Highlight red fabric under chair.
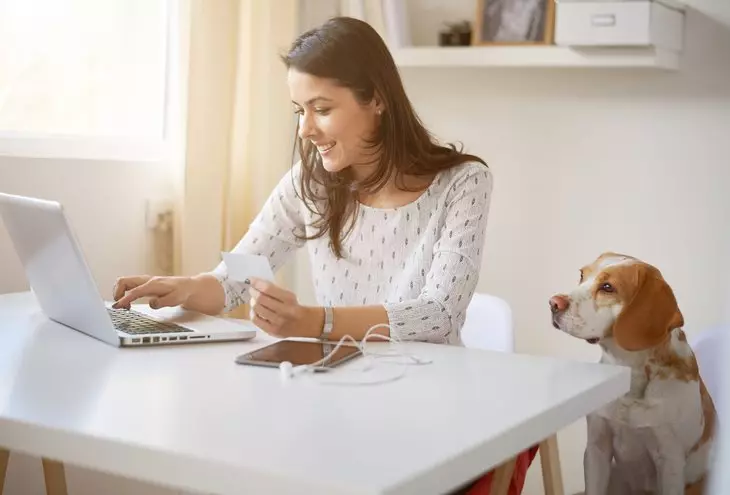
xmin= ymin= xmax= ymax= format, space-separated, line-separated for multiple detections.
xmin=465 ymin=445 xmax=540 ymax=495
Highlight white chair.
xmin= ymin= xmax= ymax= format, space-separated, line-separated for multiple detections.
xmin=461 ymin=293 xmax=564 ymax=495
xmin=693 ymin=323 xmax=730 ymax=495
xmin=689 ymin=324 xmax=729 ymax=495
xmin=689 ymin=324 xmax=727 ymax=420
xmin=461 ymin=292 xmax=514 ymax=353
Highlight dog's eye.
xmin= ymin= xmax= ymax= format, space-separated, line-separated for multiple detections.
xmin=579 ymin=270 xmax=584 ymax=283
xmin=599 ymin=283 xmax=615 ymax=293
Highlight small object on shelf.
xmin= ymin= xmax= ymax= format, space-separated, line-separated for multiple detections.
xmin=473 ymin=0 xmax=556 ymax=45
xmin=438 ymin=21 xmax=473 ymax=47
xmin=554 ymin=0 xmax=683 ymax=51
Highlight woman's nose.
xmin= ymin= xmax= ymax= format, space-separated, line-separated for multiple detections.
xmin=298 ymin=113 xmax=316 ymax=140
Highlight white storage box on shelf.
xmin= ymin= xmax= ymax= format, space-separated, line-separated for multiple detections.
xmin=554 ymin=0 xmax=684 ymax=50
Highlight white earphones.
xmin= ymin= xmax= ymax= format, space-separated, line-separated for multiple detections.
xmin=279 ymin=360 xmax=313 ymax=381
xmin=278 ymin=324 xmax=432 ymax=386
xmin=279 ymin=361 xmax=294 ymax=380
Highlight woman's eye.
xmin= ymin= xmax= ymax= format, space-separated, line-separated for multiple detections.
xmin=293 ymin=107 xmax=329 ymax=116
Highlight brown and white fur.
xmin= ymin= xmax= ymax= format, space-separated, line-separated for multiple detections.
xmin=550 ymin=252 xmax=716 ymax=495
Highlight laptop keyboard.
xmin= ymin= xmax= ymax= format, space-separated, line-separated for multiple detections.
xmin=108 ymin=308 xmax=194 ymax=335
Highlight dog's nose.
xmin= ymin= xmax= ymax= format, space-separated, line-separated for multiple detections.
xmin=549 ymin=295 xmax=569 ymax=314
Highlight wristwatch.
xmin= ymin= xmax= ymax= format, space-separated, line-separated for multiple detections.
xmin=320 ymin=306 xmax=334 ymax=340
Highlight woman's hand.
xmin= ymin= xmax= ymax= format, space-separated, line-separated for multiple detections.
xmin=112 ymin=275 xmax=195 ymax=310
xmin=248 ymin=278 xmax=323 ymax=338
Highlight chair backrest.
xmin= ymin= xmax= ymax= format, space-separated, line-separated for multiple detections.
xmin=689 ymin=324 xmax=727 ymax=419
xmin=461 ymin=292 xmax=514 ymax=353
xmin=694 ymin=324 xmax=729 ymax=495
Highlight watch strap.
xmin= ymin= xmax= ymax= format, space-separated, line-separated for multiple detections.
xmin=320 ymin=306 xmax=334 ymax=340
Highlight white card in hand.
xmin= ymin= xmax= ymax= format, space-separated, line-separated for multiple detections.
xmin=221 ymin=252 xmax=275 ymax=283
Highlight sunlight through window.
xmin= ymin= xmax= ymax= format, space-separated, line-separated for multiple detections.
xmin=0 ymin=0 xmax=168 ymax=139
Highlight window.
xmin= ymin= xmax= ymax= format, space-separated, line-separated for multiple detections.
xmin=0 ymin=0 xmax=174 ymax=161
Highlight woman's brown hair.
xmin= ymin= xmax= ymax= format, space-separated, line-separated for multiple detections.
xmin=282 ymin=16 xmax=487 ymax=258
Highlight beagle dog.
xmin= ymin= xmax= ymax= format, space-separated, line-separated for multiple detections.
xmin=550 ymin=252 xmax=716 ymax=495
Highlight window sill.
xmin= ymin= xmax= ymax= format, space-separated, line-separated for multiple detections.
xmin=0 ymin=132 xmax=175 ymax=164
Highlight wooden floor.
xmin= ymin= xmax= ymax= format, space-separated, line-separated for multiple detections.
xmin=1 ymin=450 xmax=68 ymax=495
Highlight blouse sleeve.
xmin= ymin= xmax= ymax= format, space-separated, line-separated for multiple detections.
xmin=205 ymin=163 xmax=307 ymax=313
xmin=383 ymin=165 xmax=493 ymax=344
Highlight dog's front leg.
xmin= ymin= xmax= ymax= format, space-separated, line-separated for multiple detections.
xmin=645 ymin=427 xmax=685 ymax=495
xmin=654 ymin=452 xmax=685 ymax=495
xmin=584 ymin=414 xmax=613 ymax=495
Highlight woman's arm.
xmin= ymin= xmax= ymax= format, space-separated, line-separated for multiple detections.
xmin=381 ymin=165 xmax=493 ymax=343
xmin=300 ymin=305 xmax=391 ymax=340
xmin=248 ymin=164 xmax=493 ymax=343
xmin=181 ymin=273 xmax=227 ymax=315
xmin=113 ymin=165 xmax=306 ymax=313
xmin=325 ymin=306 xmax=390 ymax=340
xmin=245 ymin=278 xmax=391 ymax=339
xmin=204 ymin=164 xmax=307 ymax=313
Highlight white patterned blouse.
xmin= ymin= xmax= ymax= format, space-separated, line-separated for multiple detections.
xmin=209 ymin=160 xmax=493 ymax=345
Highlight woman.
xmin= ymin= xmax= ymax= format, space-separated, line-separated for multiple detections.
xmin=113 ymin=16 xmax=536 ymax=495
xmin=113 ymin=16 xmax=492 ymax=346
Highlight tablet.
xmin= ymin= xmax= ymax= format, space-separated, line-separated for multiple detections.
xmin=235 ymin=340 xmax=362 ymax=369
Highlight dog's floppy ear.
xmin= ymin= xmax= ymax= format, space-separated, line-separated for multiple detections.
xmin=612 ymin=263 xmax=684 ymax=351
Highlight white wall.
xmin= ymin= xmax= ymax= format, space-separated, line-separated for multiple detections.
xmin=397 ymin=1 xmax=729 ymax=493
xmin=0 ymin=156 xmax=173 ymax=298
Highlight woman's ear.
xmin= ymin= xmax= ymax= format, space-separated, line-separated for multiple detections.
xmin=612 ymin=263 xmax=684 ymax=351
xmin=372 ymin=92 xmax=385 ymax=115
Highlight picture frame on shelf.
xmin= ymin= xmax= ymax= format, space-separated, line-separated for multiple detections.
xmin=472 ymin=0 xmax=556 ymax=45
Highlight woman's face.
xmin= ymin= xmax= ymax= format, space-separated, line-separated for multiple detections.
xmin=288 ymin=69 xmax=382 ymax=175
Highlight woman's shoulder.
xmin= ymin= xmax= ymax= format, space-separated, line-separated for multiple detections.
xmin=272 ymin=160 xmax=307 ymax=197
xmin=260 ymin=161 xmax=309 ymax=212
xmin=436 ymin=160 xmax=493 ymax=193
xmin=280 ymin=160 xmax=303 ymax=184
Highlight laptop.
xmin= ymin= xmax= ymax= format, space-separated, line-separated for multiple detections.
xmin=0 ymin=192 xmax=257 ymax=347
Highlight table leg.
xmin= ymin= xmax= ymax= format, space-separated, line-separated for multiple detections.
xmin=0 ymin=448 xmax=9 ymax=495
xmin=41 ymin=458 xmax=67 ymax=495
xmin=491 ymin=456 xmax=517 ymax=495
xmin=539 ymin=434 xmax=565 ymax=495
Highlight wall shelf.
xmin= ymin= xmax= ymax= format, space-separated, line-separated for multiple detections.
xmin=391 ymin=45 xmax=680 ymax=70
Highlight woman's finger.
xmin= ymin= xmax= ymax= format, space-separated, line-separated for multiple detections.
xmin=113 ymin=279 xmax=169 ymax=309
xmin=251 ymin=312 xmax=277 ymax=335
xmin=149 ymin=290 xmax=183 ymax=309
xmin=248 ymin=278 xmax=292 ymax=303
xmin=251 ymin=301 xmax=284 ymax=327
xmin=113 ymin=276 xmax=150 ymax=301
xmin=250 ymin=288 xmax=290 ymax=316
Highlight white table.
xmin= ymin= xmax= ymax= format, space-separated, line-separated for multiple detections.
xmin=0 ymin=291 xmax=630 ymax=495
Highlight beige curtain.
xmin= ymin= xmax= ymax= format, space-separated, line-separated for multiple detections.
xmin=172 ymin=0 xmax=299 ymax=318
